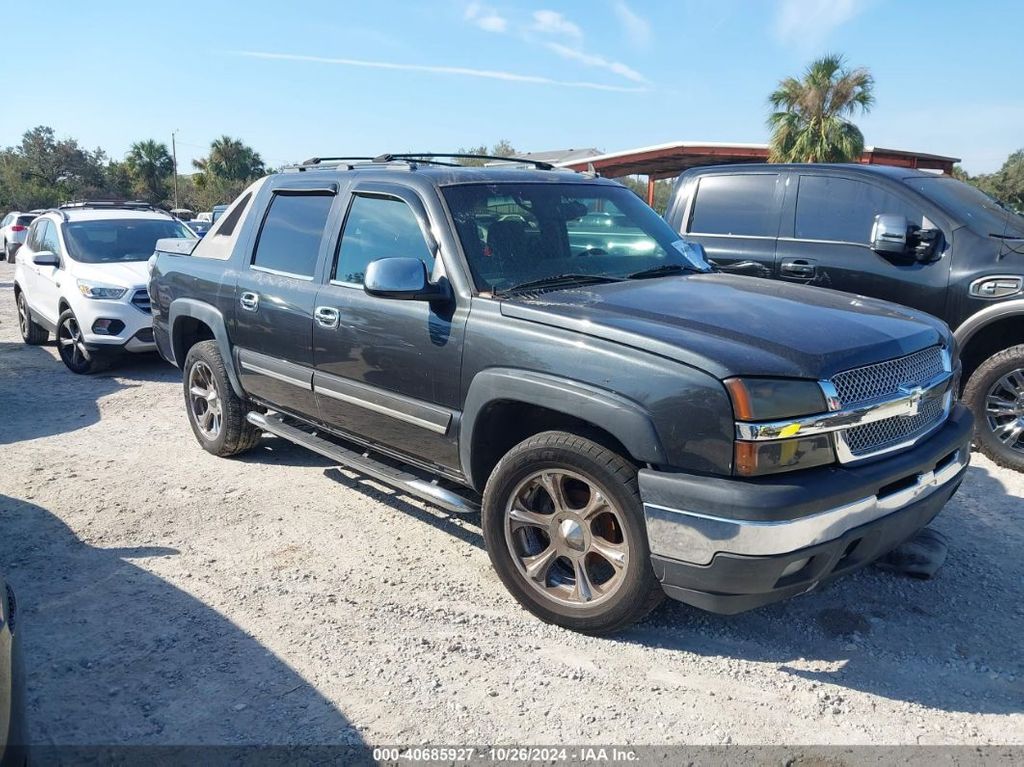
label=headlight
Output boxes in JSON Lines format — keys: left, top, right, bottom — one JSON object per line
{"left": 725, "top": 377, "right": 835, "bottom": 476}
{"left": 77, "top": 280, "right": 127, "bottom": 300}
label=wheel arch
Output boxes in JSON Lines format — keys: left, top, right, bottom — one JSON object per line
{"left": 169, "top": 298, "right": 243, "bottom": 397}
{"left": 956, "top": 307, "right": 1024, "bottom": 384}
{"left": 460, "top": 368, "right": 668, "bottom": 492}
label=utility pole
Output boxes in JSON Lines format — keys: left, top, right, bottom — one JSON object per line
{"left": 171, "top": 130, "right": 179, "bottom": 210}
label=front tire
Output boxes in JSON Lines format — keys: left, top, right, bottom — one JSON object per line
{"left": 183, "top": 340, "right": 261, "bottom": 456}
{"left": 481, "top": 431, "right": 664, "bottom": 634}
{"left": 56, "top": 309, "right": 108, "bottom": 374}
{"left": 16, "top": 291, "right": 48, "bottom": 345}
{"left": 964, "top": 344, "right": 1024, "bottom": 471}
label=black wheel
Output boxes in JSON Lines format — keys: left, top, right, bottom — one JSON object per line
{"left": 964, "top": 344, "right": 1024, "bottom": 471}
{"left": 481, "top": 431, "right": 664, "bottom": 634}
{"left": 56, "top": 309, "right": 108, "bottom": 374}
{"left": 183, "top": 340, "right": 261, "bottom": 456}
{"left": 3, "top": 241, "right": 12, "bottom": 264}
{"left": 16, "top": 290, "right": 48, "bottom": 345}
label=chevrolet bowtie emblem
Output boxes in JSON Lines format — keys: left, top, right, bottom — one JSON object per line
{"left": 898, "top": 384, "right": 928, "bottom": 417}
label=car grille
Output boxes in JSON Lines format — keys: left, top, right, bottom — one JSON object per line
{"left": 131, "top": 289, "right": 151, "bottom": 314}
{"left": 830, "top": 346, "right": 949, "bottom": 459}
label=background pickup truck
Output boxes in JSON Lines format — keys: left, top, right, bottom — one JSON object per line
{"left": 149, "top": 154, "right": 973, "bottom": 634}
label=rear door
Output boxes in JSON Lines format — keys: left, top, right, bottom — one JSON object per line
{"left": 775, "top": 173, "right": 951, "bottom": 316}
{"left": 678, "top": 172, "right": 785, "bottom": 279}
{"left": 311, "top": 182, "right": 466, "bottom": 471}
{"left": 231, "top": 184, "right": 338, "bottom": 416}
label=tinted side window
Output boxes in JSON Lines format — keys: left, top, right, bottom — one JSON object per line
{"left": 26, "top": 220, "right": 45, "bottom": 250}
{"left": 689, "top": 174, "right": 780, "bottom": 237}
{"left": 251, "top": 193, "right": 333, "bottom": 278}
{"left": 795, "top": 176, "right": 927, "bottom": 243}
{"left": 334, "top": 195, "right": 434, "bottom": 285}
{"left": 41, "top": 221, "right": 61, "bottom": 254}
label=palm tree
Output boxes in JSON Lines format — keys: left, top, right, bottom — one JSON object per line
{"left": 192, "top": 136, "right": 265, "bottom": 186}
{"left": 125, "top": 140, "right": 173, "bottom": 203}
{"left": 767, "top": 54, "right": 874, "bottom": 164}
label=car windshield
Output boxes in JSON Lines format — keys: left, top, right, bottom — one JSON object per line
{"left": 63, "top": 218, "right": 196, "bottom": 263}
{"left": 442, "top": 182, "right": 711, "bottom": 293}
{"left": 906, "top": 176, "right": 1024, "bottom": 237}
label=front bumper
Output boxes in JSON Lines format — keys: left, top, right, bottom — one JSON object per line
{"left": 73, "top": 291, "right": 155, "bottom": 353}
{"left": 641, "top": 403, "right": 973, "bottom": 614}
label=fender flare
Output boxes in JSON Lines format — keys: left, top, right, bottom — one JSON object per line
{"left": 459, "top": 368, "right": 668, "bottom": 488}
{"left": 954, "top": 298, "right": 1024, "bottom": 348}
{"left": 168, "top": 298, "right": 243, "bottom": 397}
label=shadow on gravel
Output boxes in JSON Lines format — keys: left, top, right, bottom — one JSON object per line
{"left": 0, "top": 494, "right": 367, "bottom": 748}
{"left": 622, "top": 462, "right": 1023, "bottom": 716}
{"left": 0, "top": 343, "right": 178, "bottom": 445}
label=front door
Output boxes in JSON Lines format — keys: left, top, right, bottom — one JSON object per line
{"left": 681, "top": 172, "right": 785, "bottom": 279}
{"left": 231, "top": 188, "right": 337, "bottom": 416}
{"left": 312, "top": 184, "right": 466, "bottom": 471}
{"left": 32, "top": 219, "right": 66, "bottom": 326}
{"left": 775, "top": 173, "right": 951, "bottom": 317}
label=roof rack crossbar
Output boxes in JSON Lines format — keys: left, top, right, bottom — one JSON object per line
{"left": 283, "top": 153, "right": 558, "bottom": 172}
{"left": 377, "top": 153, "right": 556, "bottom": 170}
{"left": 56, "top": 199, "right": 171, "bottom": 216}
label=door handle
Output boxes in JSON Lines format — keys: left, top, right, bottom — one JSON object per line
{"left": 239, "top": 291, "right": 259, "bottom": 312}
{"left": 780, "top": 258, "right": 817, "bottom": 278}
{"left": 314, "top": 306, "right": 339, "bottom": 329}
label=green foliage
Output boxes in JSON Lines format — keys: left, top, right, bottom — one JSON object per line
{"left": 125, "top": 139, "right": 174, "bottom": 203}
{"left": 973, "top": 150, "right": 1024, "bottom": 213}
{"left": 190, "top": 135, "right": 266, "bottom": 211}
{"left": 768, "top": 54, "right": 874, "bottom": 164}
{"left": 618, "top": 176, "right": 673, "bottom": 215}
{"left": 455, "top": 141, "right": 517, "bottom": 166}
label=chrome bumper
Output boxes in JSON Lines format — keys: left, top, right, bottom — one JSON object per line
{"left": 644, "top": 448, "right": 968, "bottom": 566}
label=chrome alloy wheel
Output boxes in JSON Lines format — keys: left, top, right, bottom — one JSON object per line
{"left": 985, "top": 368, "right": 1024, "bottom": 453}
{"left": 16, "top": 293, "right": 28, "bottom": 337}
{"left": 188, "top": 360, "right": 223, "bottom": 440}
{"left": 504, "top": 469, "right": 629, "bottom": 607}
{"left": 57, "top": 314, "right": 90, "bottom": 370}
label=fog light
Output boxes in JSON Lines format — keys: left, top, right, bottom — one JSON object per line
{"left": 92, "top": 318, "right": 125, "bottom": 335}
{"left": 779, "top": 557, "right": 811, "bottom": 578}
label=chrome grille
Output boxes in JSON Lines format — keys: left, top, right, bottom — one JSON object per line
{"left": 131, "top": 289, "right": 151, "bottom": 314}
{"left": 830, "top": 346, "right": 950, "bottom": 460}
{"left": 832, "top": 346, "right": 946, "bottom": 405}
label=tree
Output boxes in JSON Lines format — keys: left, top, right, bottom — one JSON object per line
{"left": 767, "top": 54, "right": 874, "bottom": 164}
{"left": 193, "top": 136, "right": 265, "bottom": 186}
{"left": 125, "top": 139, "right": 173, "bottom": 203}
{"left": 977, "top": 149, "right": 1024, "bottom": 213}
{"left": 0, "top": 126, "right": 109, "bottom": 209}
{"left": 619, "top": 176, "right": 673, "bottom": 215}
{"left": 455, "top": 141, "right": 517, "bottom": 166}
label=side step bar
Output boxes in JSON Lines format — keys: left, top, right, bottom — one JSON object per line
{"left": 246, "top": 411, "right": 480, "bottom": 515}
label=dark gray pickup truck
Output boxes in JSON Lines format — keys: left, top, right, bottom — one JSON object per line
{"left": 149, "top": 154, "right": 973, "bottom": 633}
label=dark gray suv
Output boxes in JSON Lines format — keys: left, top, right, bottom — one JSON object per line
{"left": 149, "top": 155, "right": 973, "bottom": 633}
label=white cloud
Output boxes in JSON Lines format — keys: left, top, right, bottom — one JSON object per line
{"left": 612, "top": 1, "right": 651, "bottom": 46}
{"left": 773, "top": 0, "right": 867, "bottom": 46}
{"left": 231, "top": 50, "right": 646, "bottom": 93}
{"left": 464, "top": 2, "right": 508, "bottom": 33}
{"left": 545, "top": 42, "right": 647, "bottom": 84}
{"left": 531, "top": 10, "right": 583, "bottom": 42}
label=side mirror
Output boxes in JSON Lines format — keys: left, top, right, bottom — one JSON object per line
{"left": 32, "top": 251, "right": 60, "bottom": 267}
{"left": 364, "top": 257, "right": 450, "bottom": 302}
{"left": 870, "top": 214, "right": 909, "bottom": 254}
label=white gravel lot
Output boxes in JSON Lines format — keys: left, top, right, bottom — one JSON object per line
{"left": 0, "top": 259, "right": 1022, "bottom": 748}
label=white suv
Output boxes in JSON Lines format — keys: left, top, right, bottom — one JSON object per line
{"left": 13, "top": 201, "right": 195, "bottom": 374}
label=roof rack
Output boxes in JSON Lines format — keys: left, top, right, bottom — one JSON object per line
{"left": 284, "top": 152, "right": 556, "bottom": 172}
{"left": 42, "top": 208, "right": 69, "bottom": 222}
{"left": 57, "top": 199, "right": 172, "bottom": 217}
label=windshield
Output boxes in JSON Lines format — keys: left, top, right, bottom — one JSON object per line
{"left": 906, "top": 176, "right": 1024, "bottom": 237}
{"left": 442, "top": 183, "right": 710, "bottom": 293}
{"left": 63, "top": 218, "right": 196, "bottom": 263}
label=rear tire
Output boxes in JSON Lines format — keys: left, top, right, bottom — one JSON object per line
{"left": 963, "top": 345, "right": 1024, "bottom": 471}
{"left": 16, "top": 290, "right": 48, "bottom": 345}
{"left": 183, "top": 340, "right": 261, "bottom": 456}
{"left": 481, "top": 431, "right": 664, "bottom": 634}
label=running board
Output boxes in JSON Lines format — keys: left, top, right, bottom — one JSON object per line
{"left": 246, "top": 411, "right": 480, "bottom": 515}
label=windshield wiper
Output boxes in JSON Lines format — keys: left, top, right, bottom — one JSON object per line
{"left": 626, "top": 263, "right": 698, "bottom": 280}
{"left": 496, "top": 273, "right": 624, "bottom": 295}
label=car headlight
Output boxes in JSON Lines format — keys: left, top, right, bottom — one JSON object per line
{"left": 77, "top": 280, "right": 127, "bottom": 300}
{"left": 725, "top": 377, "right": 835, "bottom": 476}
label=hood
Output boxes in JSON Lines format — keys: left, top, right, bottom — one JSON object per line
{"left": 72, "top": 260, "right": 150, "bottom": 289}
{"left": 500, "top": 273, "right": 949, "bottom": 380}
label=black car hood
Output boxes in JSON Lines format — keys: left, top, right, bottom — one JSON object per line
{"left": 500, "top": 273, "right": 949, "bottom": 380}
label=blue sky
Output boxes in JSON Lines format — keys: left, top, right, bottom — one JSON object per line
{"left": 3, "top": 0, "right": 1021, "bottom": 174}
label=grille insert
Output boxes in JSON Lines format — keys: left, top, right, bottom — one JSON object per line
{"left": 131, "top": 289, "right": 151, "bottom": 314}
{"left": 830, "top": 346, "right": 949, "bottom": 459}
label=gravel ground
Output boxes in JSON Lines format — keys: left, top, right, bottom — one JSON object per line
{"left": 1, "top": 259, "right": 1022, "bottom": 748}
